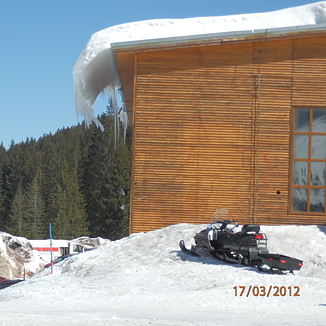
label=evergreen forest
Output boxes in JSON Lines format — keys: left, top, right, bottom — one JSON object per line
{"left": 0, "top": 107, "right": 131, "bottom": 241}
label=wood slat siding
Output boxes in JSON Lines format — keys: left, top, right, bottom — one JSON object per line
{"left": 125, "top": 35, "right": 326, "bottom": 233}
{"left": 115, "top": 52, "right": 135, "bottom": 121}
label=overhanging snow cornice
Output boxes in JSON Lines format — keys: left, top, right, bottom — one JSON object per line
{"left": 111, "top": 23, "right": 326, "bottom": 53}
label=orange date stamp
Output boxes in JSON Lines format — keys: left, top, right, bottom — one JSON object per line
{"left": 233, "top": 286, "right": 300, "bottom": 297}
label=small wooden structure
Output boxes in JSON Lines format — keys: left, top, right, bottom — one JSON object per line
{"left": 112, "top": 24, "right": 326, "bottom": 233}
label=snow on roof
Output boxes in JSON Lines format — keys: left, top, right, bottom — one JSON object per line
{"left": 73, "top": 1, "right": 326, "bottom": 129}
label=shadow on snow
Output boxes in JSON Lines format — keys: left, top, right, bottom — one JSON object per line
{"left": 173, "top": 248, "right": 289, "bottom": 275}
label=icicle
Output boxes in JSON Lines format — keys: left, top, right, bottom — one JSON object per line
{"left": 119, "top": 109, "right": 128, "bottom": 143}
{"left": 105, "top": 89, "right": 128, "bottom": 149}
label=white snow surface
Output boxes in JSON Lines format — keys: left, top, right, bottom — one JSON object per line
{"left": 0, "top": 232, "right": 44, "bottom": 279}
{"left": 73, "top": 1, "right": 326, "bottom": 129}
{"left": 1, "top": 223, "right": 325, "bottom": 325}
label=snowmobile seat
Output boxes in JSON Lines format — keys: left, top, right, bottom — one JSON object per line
{"left": 241, "top": 224, "right": 260, "bottom": 234}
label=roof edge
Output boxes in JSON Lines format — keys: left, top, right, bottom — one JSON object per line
{"left": 111, "top": 23, "right": 326, "bottom": 51}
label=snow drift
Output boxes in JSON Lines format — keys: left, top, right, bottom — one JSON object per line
{"left": 0, "top": 234, "right": 111, "bottom": 279}
{"left": 0, "top": 232, "right": 44, "bottom": 279}
{"left": 73, "top": 1, "right": 326, "bottom": 129}
{"left": 0, "top": 223, "right": 325, "bottom": 325}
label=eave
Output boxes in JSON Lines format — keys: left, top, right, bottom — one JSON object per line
{"left": 111, "top": 23, "right": 326, "bottom": 119}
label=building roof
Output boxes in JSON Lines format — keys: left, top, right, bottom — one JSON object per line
{"left": 73, "top": 2, "right": 326, "bottom": 129}
{"left": 111, "top": 22, "right": 326, "bottom": 52}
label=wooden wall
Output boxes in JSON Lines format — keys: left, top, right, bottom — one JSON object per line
{"left": 127, "top": 35, "right": 326, "bottom": 233}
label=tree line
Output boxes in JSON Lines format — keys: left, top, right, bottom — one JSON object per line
{"left": 0, "top": 108, "right": 131, "bottom": 241}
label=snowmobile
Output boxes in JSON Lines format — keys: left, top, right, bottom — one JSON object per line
{"left": 179, "top": 208, "right": 303, "bottom": 274}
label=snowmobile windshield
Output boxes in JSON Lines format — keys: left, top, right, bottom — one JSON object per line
{"left": 210, "top": 208, "right": 231, "bottom": 224}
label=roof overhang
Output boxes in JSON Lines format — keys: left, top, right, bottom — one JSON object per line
{"left": 112, "top": 23, "right": 326, "bottom": 52}
{"left": 111, "top": 23, "right": 326, "bottom": 117}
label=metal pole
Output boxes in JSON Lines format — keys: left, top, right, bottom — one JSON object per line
{"left": 49, "top": 223, "right": 53, "bottom": 274}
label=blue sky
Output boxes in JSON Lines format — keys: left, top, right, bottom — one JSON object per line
{"left": 0, "top": 0, "right": 314, "bottom": 149}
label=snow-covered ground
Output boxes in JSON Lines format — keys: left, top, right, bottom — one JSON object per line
{"left": 0, "top": 223, "right": 325, "bottom": 326}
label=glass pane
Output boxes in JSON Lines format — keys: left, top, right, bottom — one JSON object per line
{"left": 311, "top": 135, "right": 326, "bottom": 159}
{"left": 292, "top": 188, "right": 307, "bottom": 212}
{"left": 295, "top": 108, "right": 309, "bottom": 132}
{"left": 312, "top": 109, "right": 326, "bottom": 133}
{"left": 311, "top": 162, "right": 326, "bottom": 186}
{"left": 310, "top": 189, "right": 325, "bottom": 212}
{"left": 294, "top": 135, "right": 308, "bottom": 159}
{"left": 293, "top": 161, "right": 308, "bottom": 185}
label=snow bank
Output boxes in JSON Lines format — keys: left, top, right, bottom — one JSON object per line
{"left": 58, "top": 223, "right": 326, "bottom": 280}
{"left": 73, "top": 1, "right": 326, "bottom": 129}
{"left": 72, "top": 235, "right": 110, "bottom": 249}
{"left": 0, "top": 232, "right": 44, "bottom": 279}
{"left": 258, "top": 225, "right": 326, "bottom": 279}
{"left": 0, "top": 223, "right": 325, "bottom": 325}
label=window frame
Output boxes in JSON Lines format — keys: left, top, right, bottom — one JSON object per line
{"left": 290, "top": 107, "right": 326, "bottom": 214}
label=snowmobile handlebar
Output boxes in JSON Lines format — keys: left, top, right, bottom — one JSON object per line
{"left": 209, "top": 219, "right": 239, "bottom": 230}
{"left": 214, "top": 219, "right": 238, "bottom": 224}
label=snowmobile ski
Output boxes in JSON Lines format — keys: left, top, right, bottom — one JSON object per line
{"left": 179, "top": 240, "right": 200, "bottom": 257}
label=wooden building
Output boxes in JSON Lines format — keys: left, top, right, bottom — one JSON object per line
{"left": 111, "top": 24, "right": 326, "bottom": 233}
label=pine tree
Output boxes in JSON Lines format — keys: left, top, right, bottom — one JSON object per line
{"left": 80, "top": 112, "right": 114, "bottom": 238}
{"left": 80, "top": 109, "right": 131, "bottom": 240}
{"left": 111, "top": 138, "right": 131, "bottom": 238}
{"left": 50, "top": 159, "right": 89, "bottom": 240}
{"left": 2, "top": 143, "right": 25, "bottom": 227}
{"left": 39, "top": 136, "right": 60, "bottom": 210}
{"left": 7, "top": 182, "right": 27, "bottom": 236}
{"left": 0, "top": 107, "right": 131, "bottom": 240}
{"left": 0, "top": 142, "right": 8, "bottom": 229}
{"left": 25, "top": 170, "right": 46, "bottom": 239}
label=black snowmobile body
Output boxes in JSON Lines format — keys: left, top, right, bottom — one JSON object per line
{"left": 179, "top": 209, "right": 303, "bottom": 273}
